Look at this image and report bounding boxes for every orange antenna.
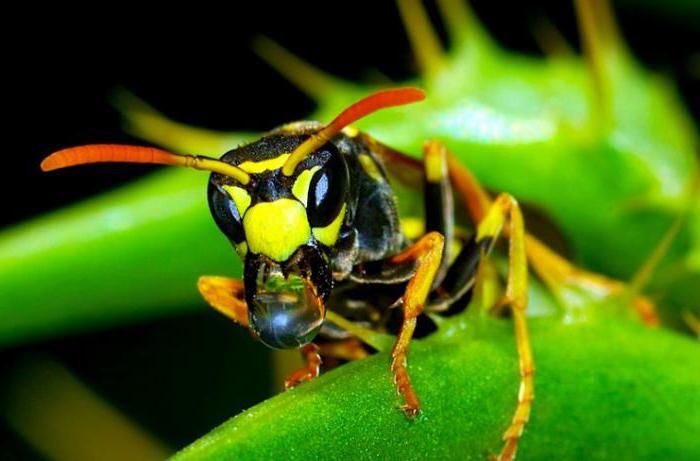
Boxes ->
[41,144,251,184]
[282,87,426,176]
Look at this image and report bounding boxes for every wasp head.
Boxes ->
[41,88,424,350]
[207,129,350,349]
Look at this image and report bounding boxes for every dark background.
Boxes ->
[3,1,699,459]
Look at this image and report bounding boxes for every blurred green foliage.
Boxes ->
[0,168,244,345]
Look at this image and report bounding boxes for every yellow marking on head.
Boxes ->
[238,153,291,174]
[244,199,310,261]
[223,185,252,216]
[236,241,248,258]
[292,166,321,206]
[358,154,384,182]
[313,204,347,247]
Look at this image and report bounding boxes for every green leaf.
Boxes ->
[0,169,241,346]
[173,313,700,460]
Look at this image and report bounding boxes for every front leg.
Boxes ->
[387,232,445,417]
[198,276,249,327]
[284,344,322,389]
[198,275,322,389]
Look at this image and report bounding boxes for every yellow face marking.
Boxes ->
[292,166,321,206]
[223,185,251,216]
[313,204,347,247]
[244,199,311,261]
[238,153,290,174]
[358,154,384,182]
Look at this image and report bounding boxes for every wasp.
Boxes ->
[42,88,535,461]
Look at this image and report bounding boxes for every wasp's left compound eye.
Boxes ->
[207,181,245,243]
[306,148,349,228]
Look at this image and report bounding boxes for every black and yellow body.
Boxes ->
[41,88,541,461]
[206,123,417,348]
[199,123,535,461]
[207,115,501,345]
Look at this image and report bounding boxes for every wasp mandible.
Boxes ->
[42,88,534,461]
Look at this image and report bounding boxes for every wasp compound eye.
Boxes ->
[208,181,245,243]
[306,147,349,228]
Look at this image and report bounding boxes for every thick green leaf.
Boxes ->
[173,312,700,460]
[0,169,242,345]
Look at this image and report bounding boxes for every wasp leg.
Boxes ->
[427,236,486,315]
[197,276,249,327]
[524,237,659,325]
[442,142,659,325]
[422,140,454,287]
[285,337,369,389]
[303,339,371,377]
[284,344,323,389]
[387,232,445,417]
[198,276,328,389]
[477,194,534,461]
[318,338,369,361]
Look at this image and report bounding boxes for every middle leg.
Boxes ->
[387,232,445,417]
[419,141,543,458]
[379,141,453,416]
[443,143,659,325]
[475,194,534,461]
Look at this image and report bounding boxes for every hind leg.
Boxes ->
[443,144,658,325]
[476,195,534,461]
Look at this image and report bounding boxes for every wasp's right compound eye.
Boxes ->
[306,147,349,228]
[207,181,246,243]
